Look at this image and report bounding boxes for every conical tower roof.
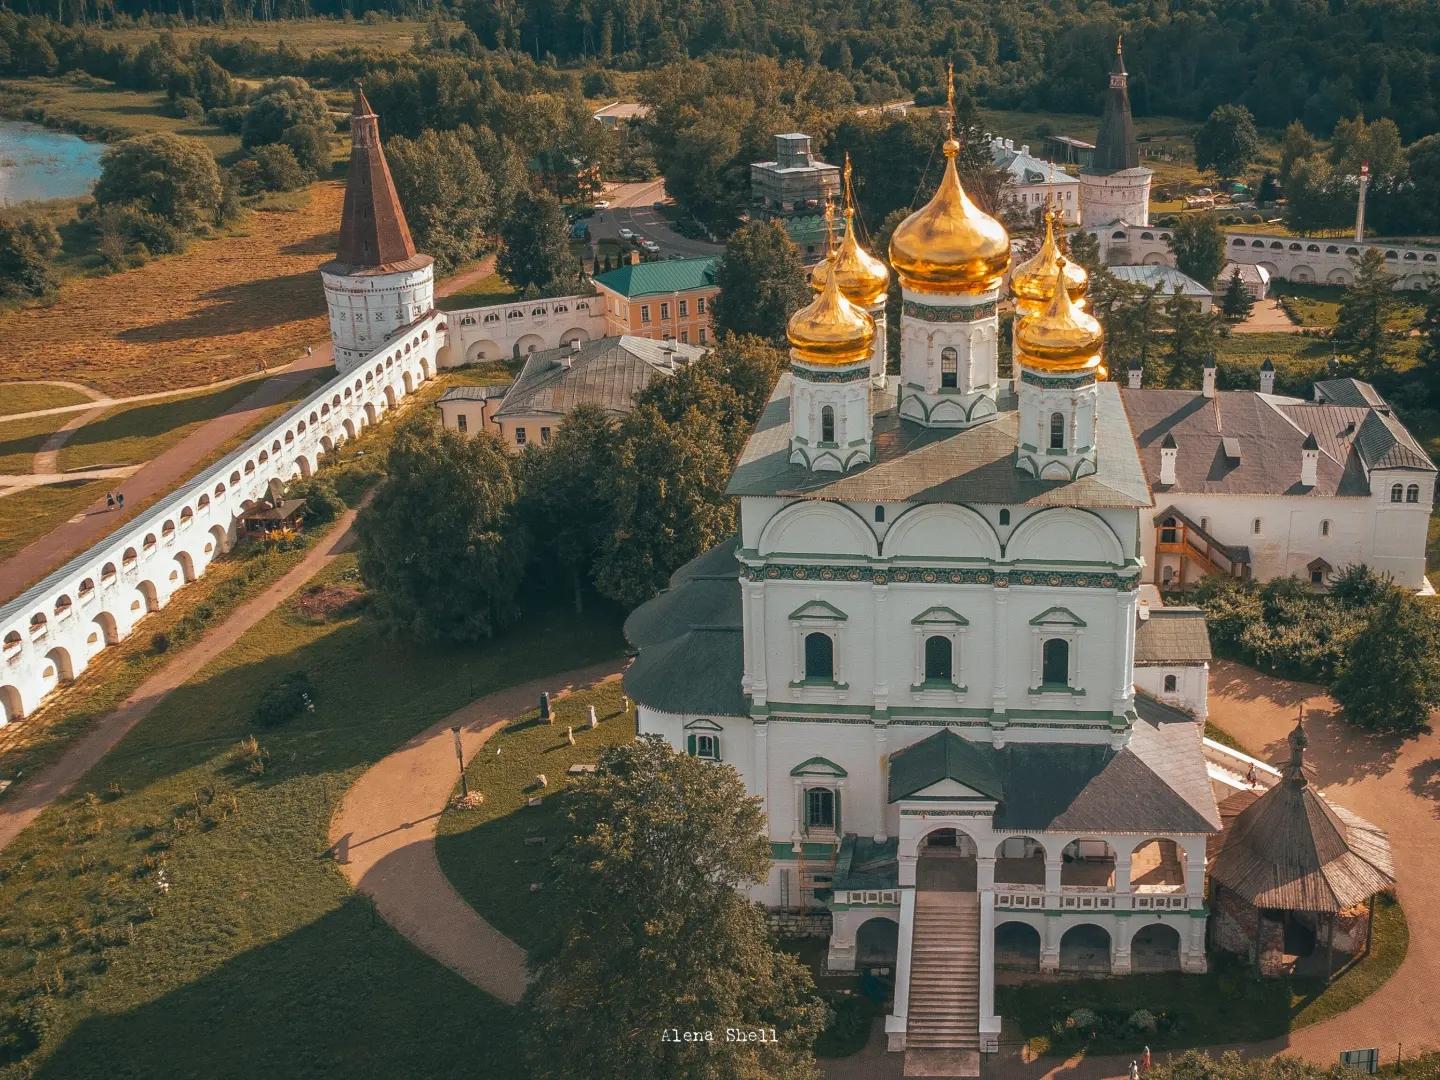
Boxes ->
[1089,36,1140,174]
[330,86,428,274]
[1209,717,1395,913]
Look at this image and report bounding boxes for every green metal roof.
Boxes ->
[888,729,1005,802]
[592,257,718,298]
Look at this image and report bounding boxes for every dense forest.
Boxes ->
[5,1,1438,139]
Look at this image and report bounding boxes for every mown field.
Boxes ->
[0,182,339,395]
[93,15,454,51]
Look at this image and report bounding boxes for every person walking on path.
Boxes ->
[115,492,124,510]
[105,492,115,511]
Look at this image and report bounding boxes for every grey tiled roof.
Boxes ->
[728,379,1152,508]
[886,712,1219,833]
[438,385,509,402]
[623,539,746,716]
[1133,607,1212,664]
[493,335,705,421]
[834,835,900,891]
[1313,378,1388,409]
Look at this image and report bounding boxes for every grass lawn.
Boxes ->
[1272,282,1424,331]
[0,479,109,562]
[0,385,90,416]
[55,380,263,472]
[0,182,339,395]
[0,541,625,1077]
[0,75,240,159]
[436,272,517,312]
[999,893,1407,1058]
[434,677,636,951]
[0,411,66,474]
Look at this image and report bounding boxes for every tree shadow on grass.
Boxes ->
[113,270,326,346]
[1409,758,1440,819]
[57,385,258,463]
[32,897,522,1080]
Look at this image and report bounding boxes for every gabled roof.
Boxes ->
[889,729,1004,802]
[1110,264,1212,297]
[327,87,429,275]
[1134,606,1212,664]
[494,335,703,421]
[437,385,509,402]
[730,377,1152,509]
[591,257,718,298]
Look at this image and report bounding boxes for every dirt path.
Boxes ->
[0,506,362,854]
[328,659,625,1004]
[0,370,272,426]
[0,465,141,495]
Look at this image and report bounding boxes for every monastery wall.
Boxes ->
[441,295,606,367]
[0,314,446,726]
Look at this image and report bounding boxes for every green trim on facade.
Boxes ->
[791,362,871,383]
[902,298,999,322]
[790,755,849,778]
[1029,606,1087,626]
[747,562,1139,591]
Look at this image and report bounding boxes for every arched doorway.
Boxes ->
[173,550,196,585]
[43,645,75,688]
[994,836,1046,886]
[1130,923,1181,973]
[0,684,22,725]
[1060,838,1116,888]
[134,580,160,615]
[1058,924,1112,973]
[917,827,978,890]
[88,612,119,657]
[996,921,1041,972]
[855,916,900,969]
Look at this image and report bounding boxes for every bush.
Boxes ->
[248,143,309,193]
[168,94,204,120]
[288,475,344,524]
[228,735,269,777]
[332,457,385,506]
[813,992,879,1058]
[150,631,170,654]
[253,672,315,728]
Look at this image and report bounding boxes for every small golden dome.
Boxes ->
[888,136,1010,295]
[787,261,876,366]
[1015,266,1104,373]
[1011,207,1087,316]
[811,205,890,307]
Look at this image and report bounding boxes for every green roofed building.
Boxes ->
[591,256,719,346]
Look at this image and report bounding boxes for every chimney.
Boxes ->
[629,250,641,266]
[1259,358,1275,395]
[1159,433,1178,485]
[1127,363,1143,390]
[1137,598,1151,621]
[1301,433,1319,487]
[1202,360,1217,399]
[571,338,581,353]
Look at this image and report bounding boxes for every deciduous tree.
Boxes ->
[93,133,223,235]
[1193,104,1260,182]
[241,76,330,149]
[498,188,582,295]
[711,219,808,344]
[355,419,528,643]
[523,736,827,1080]
[387,128,495,275]
[1331,587,1440,734]
[0,216,60,300]
[1168,213,1226,287]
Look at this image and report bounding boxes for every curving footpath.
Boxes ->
[327,660,626,1005]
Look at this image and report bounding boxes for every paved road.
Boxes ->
[328,660,626,1005]
[591,179,722,260]
[0,506,363,854]
[0,258,497,606]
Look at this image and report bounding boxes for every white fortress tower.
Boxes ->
[321,88,434,374]
[1079,38,1152,228]
[888,101,1010,429]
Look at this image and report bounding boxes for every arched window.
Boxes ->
[1049,412,1065,450]
[1163,674,1178,693]
[1320,519,1330,537]
[804,632,834,681]
[805,787,836,831]
[1041,638,1069,686]
[820,405,836,444]
[1252,518,1262,535]
[1160,516,1178,544]
[1391,483,1404,503]
[940,347,958,389]
[874,505,885,523]
[1406,484,1421,503]
[924,635,953,683]
[999,509,1010,526]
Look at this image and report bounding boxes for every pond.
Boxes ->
[0,118,105,205]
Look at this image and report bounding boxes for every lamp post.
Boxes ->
[451,726,468,798]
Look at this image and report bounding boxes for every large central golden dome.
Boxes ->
[888,136,1010,295]
[788,256,876,366]
[1011,207,1087,316]
[1015,266,1104,373]
[811,204,890,307]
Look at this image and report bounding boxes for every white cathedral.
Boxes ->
[622,67,1434,1066]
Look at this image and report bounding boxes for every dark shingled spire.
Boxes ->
[332,86,421,272]
[1090,36,1140,174]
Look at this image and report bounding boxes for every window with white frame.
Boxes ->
[788,600,848,687]
[790,757,847,838]
[910,606,968,689]
[1163,673,1178,693]
[1029,606,1084,693]
[806,787,836,829]
[941,347,958,388]
[685,719,723,761]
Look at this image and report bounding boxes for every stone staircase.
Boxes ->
[906,890,980,1054]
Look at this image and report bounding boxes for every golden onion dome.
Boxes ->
[1011,207,1088,316]
[787,258,876,366]
[888,136,1010,295]
[811,206,890,307]
[1015,266,1104,373]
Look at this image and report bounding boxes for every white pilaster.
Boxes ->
[979,890,1000,1052]
[873,725,890,842]
[887,887,917,1051]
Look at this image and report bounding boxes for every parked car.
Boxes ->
[618,227,634,240]
[642,240,661,253]
[631,234,648,247]
[594,199,611,209]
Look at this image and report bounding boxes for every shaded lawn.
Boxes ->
[56,380,263,471]
[0,411,65,474]
[435,678,637,952]
[0,553,625,1078]
[0,479,108,561]
[0,384,90,416]
[999,893,1407,1057]
[1274,281,1424,330]
[436,272,517,312]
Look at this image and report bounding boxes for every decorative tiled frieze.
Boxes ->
[791,362,871,383]
[1019,368,1097,389]
[745,563,1138,591]
[902,299,998,322]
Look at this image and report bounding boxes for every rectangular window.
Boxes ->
[698,328,707,344]
[1252,518,1262,535]
[805,787,836,830]
[697,297,707,314]
[540,427,551,444]
[641,305,651,324]
[515,427,527,446]
[688,733,720,761]
[660,302,670,320]
[680,330,689,343]
[456,414,467,433]
[679,299,689,317]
